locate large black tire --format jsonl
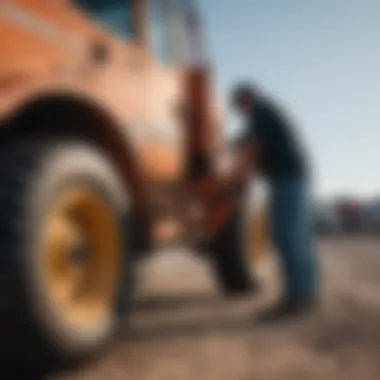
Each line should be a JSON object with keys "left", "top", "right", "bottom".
{"left": 0, "top": 139, "right": 134, "bottom": 373}
{"left": 206, "top": 193, "right": 259, "bottom": 295}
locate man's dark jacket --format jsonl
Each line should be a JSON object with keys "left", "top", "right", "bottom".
{"left": 242, "top": 98, "right": 309, "bottom": 181}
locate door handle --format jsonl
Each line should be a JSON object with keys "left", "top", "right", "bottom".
{"left": 89, "top": 40, "right": 110, "bottom": 64}
{"left": 173, "top": 102, "right": 191, "bottom": 123}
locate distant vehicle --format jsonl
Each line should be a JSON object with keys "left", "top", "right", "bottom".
{"left": 314, "top": 203, "right": 342, "bottom": 235}
{"left": 334, "top": 199, "right": 367, "bottom": 233}
{"left": 366, "top": 199, "right": 380, "bottom": 233}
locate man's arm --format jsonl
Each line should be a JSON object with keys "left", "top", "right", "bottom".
{"left": 234, "top": 138, "right": 260, "bottom": 182}
{"left": 218, "top": 109, "right": 262, "bottom": 187}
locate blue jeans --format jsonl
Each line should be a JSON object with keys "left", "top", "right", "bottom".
{"left": 269, "top": 177, "right": 318, "bottom": 300}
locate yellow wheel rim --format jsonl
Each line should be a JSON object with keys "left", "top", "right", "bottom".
{"left": 42, "top": 186, "right": 122, "bottom": 327}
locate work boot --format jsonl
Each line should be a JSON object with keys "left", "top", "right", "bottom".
{"left": 256, "top": 296, "right": 316, "bottom": 324}
{"left": 225, "top": 277, "right": 262, "bottom": 296}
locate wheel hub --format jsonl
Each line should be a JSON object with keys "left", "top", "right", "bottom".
{"left": 70, "top": 241, "right": 89, "bottom": 265}
{"left": 41, "top": 186, "right": 122, "bottom": 327}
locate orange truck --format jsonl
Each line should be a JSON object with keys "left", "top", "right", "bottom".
{"left": 0, "top": 0, "right": 267, "bottom": 369}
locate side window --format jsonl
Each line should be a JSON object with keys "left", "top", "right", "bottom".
{"left": 146, "top": 0, "right": 171, "bottom": 63}
{"left": 167, "top": 0, "right": 208, "bottom": 67}
{"left": 74, "top": 0, "right": 135, "bottom": 38}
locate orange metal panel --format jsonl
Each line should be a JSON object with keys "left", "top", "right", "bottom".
{"left": 0, "top": 0, "right": 187, "bottom": 183}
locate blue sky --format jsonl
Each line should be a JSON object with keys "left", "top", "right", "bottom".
{"left": 199, "top": 0, "right": 380, "bottom": 198}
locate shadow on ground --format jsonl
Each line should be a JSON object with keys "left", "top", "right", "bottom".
{"left": 135, "top": 292, "right": 240, "bottom": 312}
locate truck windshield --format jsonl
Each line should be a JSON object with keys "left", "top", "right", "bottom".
{"left": 75, "top": 0, "right": 135, "bottom": 38}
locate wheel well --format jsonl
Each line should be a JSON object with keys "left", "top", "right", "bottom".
{"left": 2, "top": 94, "right": 151, "bottom": 250}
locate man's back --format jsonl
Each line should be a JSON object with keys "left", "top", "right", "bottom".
{"left": 251, "top": 98, "right": 309, "bottom": 180}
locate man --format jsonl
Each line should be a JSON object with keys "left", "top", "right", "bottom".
{"left": 231, "top": 83, "right": 318, "bottom": 321}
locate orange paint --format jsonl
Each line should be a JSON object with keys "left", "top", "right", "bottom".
{"left": 0, "top": 0, "right": 254, "bottom": 244}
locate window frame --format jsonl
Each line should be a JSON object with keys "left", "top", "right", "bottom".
{"left": 73, "top": 0, "right": 137, "bottom": 40}
{"left": 164, "top": 0, "right": 209, "bottom": 68}
{"left": 145, "top": 0, "right": 173, "bottom": 64}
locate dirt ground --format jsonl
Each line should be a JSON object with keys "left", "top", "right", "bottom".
{"left": 50, "top": 237, "right": 380, "bottom": 380}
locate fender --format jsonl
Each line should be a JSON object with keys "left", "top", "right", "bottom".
{"left": 1, "top": 84, "right": 152, "bottom": 250}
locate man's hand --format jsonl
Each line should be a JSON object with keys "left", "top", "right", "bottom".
{"left": 216, "top": 137, "right": 260, "bottom": 190}
{"left": 233, "top": 138, "right": 260, "bottom": 182}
